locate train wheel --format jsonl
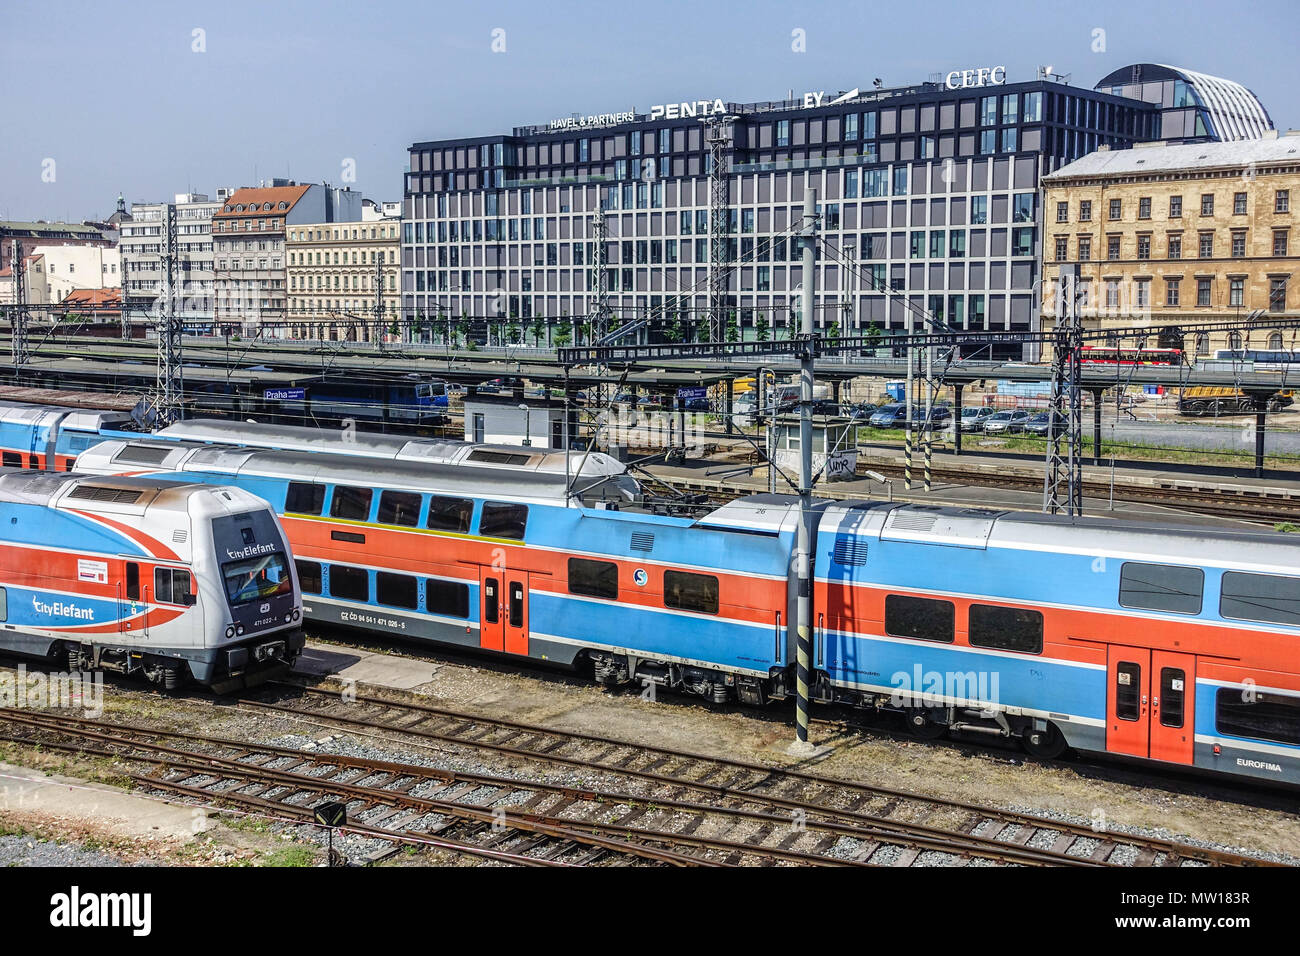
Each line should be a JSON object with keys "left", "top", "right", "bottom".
{"left": 1022, "top": 723, "right": 1066, "bottom": 760}
{"left": 907, "top": 709, "right": 947, "bottom": 740}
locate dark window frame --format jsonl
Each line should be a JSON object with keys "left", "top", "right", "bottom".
{"left": 663, "top": 569, "right": 719, "bottom": 615}
{"left": 1219, "top": 570, "right": 1300, "bottom": 628}
{"left": 427, "top": 495, "right": 473, "bottom": 533}
{"left": 884, "top": 593, "right": 955, "bottom": 643}
{"left": 479, "top": 501, "right": 528, "bottom": 540}
{"left": 329, "top": 564, "right": 370, "bottom": 601}
{"left": 1216, "top": 687, "right": 1300, "bottom": 746}
{"left": 329, "top": 485, "right": 373, "bottom": 521}
{"left": 377, "top": 489, "right": 422, "bottom": 527}
{"left": 968, "top": 603, "right": 1043, "bottom": 654}
{"left": 1118, "top": 561, "right": 1204, "bottom": 615}
{"left": 376, "top": 571, "right": 419, "bottom": 610}
{"left": 426, "top": 578, "right": 470, "bottom": 619}
{"left": 568, "top": 557, "right": 619, "bottom": 600}
{"left": 285, "top": 481, "right": 326, "bottom": 515}
{"left": 295, "top": 559, "right": 323, "bottom": 595}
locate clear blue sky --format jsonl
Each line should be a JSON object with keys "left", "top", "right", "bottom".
{"left": 2, "top": 0, "right": 1296, "bottom": 222}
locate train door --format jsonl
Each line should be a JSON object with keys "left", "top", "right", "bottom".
{"left": 479, "top": 568, "right": 503, "bottom": 651}
{"left": 121, "top": 562, "right": 144, "bottom": 636}
{"left": 1106, "top": 646, "right": 1149, "bottom": 758}
{"left": 503, "top": 572, "right": 529, "bottom": 657}
{"left": 1149, "top": 651, "right": 1196, "bottom": 765}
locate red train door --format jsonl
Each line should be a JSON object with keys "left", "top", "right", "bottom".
{"left": 479, "top": 569, "right": 504, "bottom": 652}
{"left": 1106, "top": 646, "right": 1150, "bottom": 758}
{"left": 503, "top": 572, "right": 529, "bottom": 657}
{"left": 1149, "top": 651, "right": 1196, "bottom": 765}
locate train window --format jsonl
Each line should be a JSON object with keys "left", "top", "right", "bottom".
{"left": 222, "top": 554, "right": 292, "bottom": 604}
{"left": 329, "top": 565, "right": 370, "bottom": 601}
{"left": 1118, "top": 562, "right": 1203, "bottom": 615}
{"left": 663, "top": 570, "right": 719, "bottom": 615}
{"left": 1159, "top": 668, "right": 1186, "bottom": 728}
{"left": 330, "top": 485, "right": 373, "bottom": 521}
{"left": 125, "top": 562, "right": 140, "bottom": 602}
{"left": 426, "top": 579, "right": 469, "bottom": 618}
{"left": 1, "top": 452, "right": 20, "bottom": 468}
{"left": 378, "top": 491, "right": 421, "bottom": 527}
{"left": 295, "top": 560, "right": 323, "bottom": 595}
{"left": 480, "top": 502, "right": 528, "bottom": 540}
{"left": 285, "top": 482, "right": 326, "bottom": 515}
{"left": 1216, "top": 687, "right": 1300, "bottom": 746}
{"left": 154, "top": 568, "right": 193, "bottom": 606}
{"left": 1220, "top": 571, "right": 1300, "bottom": 627}
{"left": 968, "top": 604, "right": 1043, "bottom": 654}
{"left": 568, "top": 558, "right": 618, "bottom": 599}
{"left": 509, "top": 581, "right": 524, "bottom": 628}
{"left": 884, "top": 594, "right": 954, "bottom": 643}
{"left": 1115, "top": 662, "right": 1142, "bottom": 721}
{"left": 376, "top": 572, "right": 419, "bottom": 610}
{"left": 483, "top": 577, "right": 499, "bottom": 623}
{"left": 427, "top": 495, "right": 473, "bottom": 533}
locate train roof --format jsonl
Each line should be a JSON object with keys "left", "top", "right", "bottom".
{"left": 78, "top": 438, "right": 630, "bottom": 505}
{"left": 823, "top": 501, "right": 1300, "bottom": 571}
{"left": 0, "top": 400, "right": 134, "bottom": 431}
{"left": 0, "top": 469, "right": 201, "bottom": 515}
{"left": 156, "top": 418, "right": 627, "bottom": 478}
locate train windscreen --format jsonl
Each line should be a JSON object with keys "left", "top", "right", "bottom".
{"left": 222, "top": 554, "right": 293, "bottom": 605}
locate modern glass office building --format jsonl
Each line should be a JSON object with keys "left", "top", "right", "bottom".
{"left": 400, "top": 65, "right": 1268, "bottom": 359}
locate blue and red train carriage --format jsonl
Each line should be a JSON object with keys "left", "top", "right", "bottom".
{"left": 0, "top": 397, "right": 1297, "bottom": 785}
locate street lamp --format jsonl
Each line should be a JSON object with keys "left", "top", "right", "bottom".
{"left": 519, "top": 403, "right": 532, "bottom": 446}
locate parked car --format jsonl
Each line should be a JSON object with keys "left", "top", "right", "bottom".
{"left": 959, "top": 406, "right": 996, "bottom": 432}
{"left": 982, "top": 409, "right": 1033, "bottom": 434}
{"left": 684, "top": 397, "right": 711, "bottom": 412}
{"left": 849, "top": 402, "right": 878, "bottom": 418}
{"left": 868, "top": 403, "right": 909, "bottom": 428}
{"left": 1023, "top": 411, "right": 1067, "bottom": 437}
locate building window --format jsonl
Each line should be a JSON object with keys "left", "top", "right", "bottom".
{"left": 1168, "top": 234, "right": 1182, "bottom": 259}
{"left": 1000, "top": 128, "right": 1018, "bottom": 152}
{"left": 979, "top": 95, "right": 998, "bottom": 126}
{"left": 979, "top": 129, "right": 996, "bottom": 154}
{"left": 1200, "top": 194, "right": 1214, "bottom": 216}
{"left": 1108, "top": 198, "right": 1122, "bottom": 220}
{"left": 1232, "top": 232, "right": 1246, "bottom": 257}
{"left": 1199, "top": 232, "right": 1214, "bottom": 258}
{"left": 1107, "top": 235, "right": 1120, "bottom": 260}
{"left": 1230, "top": 277, "right": 1245, "bottom": 307}
{"left": 776, "top": 120, "right": 789, "bottom": 147}
{"left": 1169, "top": 195, "right": 1182, "bottom": 218}
{"left": 1197, "top": 277, "right": 1213, "bottom": 307}
{"left": 1056, "top": 201, "right": 1068, "bottom": 223}
{"left": 1165, "top": 277, "right": 1180, "bottom": 306}
{"left": 844, "top": 113, "right": 858, "bottom": 140}
{"left": 1234, "top": 192, "right": 1248, "bottom": 215}
{"left": 1137, "top": 235, "right": 1151, "bottom": 260}
{"left": 1271, "top": 278, "right": 1288, "bottom": 312}
{"left": 970, "top": 196, "right": 987, "bottom": 224}
{"left": 1138, "top": 197, "right": 1151, "bottom": 220}
{"left": 1079, "top": 200, "right": 1092, "bottom": 222}
{"left": 1278, "top": 190, "right": 1291, "bottom": 214}
{"left": 1105, "top": 280, "right": 1120, "bottom": 309}
{"left": 910, "top": 231, "right": 925, "bottom": 259}
{"left": 1275, "top": 231, "right": 1289, "bottom": 257}
{"left": 1054, "top": 236, "right": 1068, "bottom": 261}
{"left": 1135, "top": 279, "right": 1150, "bottom": 308}
{"left": 1077, "top": 235, "right": 1091, "bottom": 261}
{"left": 1012, "top": 228, "right": 1034, "bottom": 257}
{"left": 1195, "top": 333, "right": 1209, "bottom": 355}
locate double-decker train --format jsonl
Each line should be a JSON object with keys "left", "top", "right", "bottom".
{"left": 65, "top": 419, "right": 1300, "bottom": 788}
{"left": 0, "top": 469, "right": 304, "bottom": 690}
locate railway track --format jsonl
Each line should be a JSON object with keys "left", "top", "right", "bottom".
{"left": 225, "top": 682, "right": 1275, "bottom": 867}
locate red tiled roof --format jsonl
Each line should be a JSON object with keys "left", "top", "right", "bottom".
{"left": 214, "top": 185, "right": 311, "bottom": 219}
{"left": 60, "top": 288, "right": 122, "bottom": 308}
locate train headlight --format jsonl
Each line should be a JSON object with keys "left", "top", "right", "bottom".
{"left": 292, "top": 608, "right": 300, "bottom": 621}
{"left": 235, "top": 625, "right": 245, "bottom": 636}
{"left": 225, "top": 625, "right": 236, "bottom": 639}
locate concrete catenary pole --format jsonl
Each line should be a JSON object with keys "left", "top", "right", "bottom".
{"left": 794, "top": 187, "right": 818, "bottom": 746}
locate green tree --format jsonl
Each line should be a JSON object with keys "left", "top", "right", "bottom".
{"left": 530, "top": 317, "right": 544, "bottom": 346}
{"left": 827, "top": 320, "right": 841, "bottom": 345}
{"left": 696, "top": 321, "right": 710, "bottom": 343}
{"left": 725, "top": 310, "right": 740, "bottom": 343}
{"left": 554, "top": 327, "right": 573, "bottom": 348}
{"left": 755, "top": 312, "right": 770, "bottom": 342}
{"left": 665, "top": 317, "right": 683, "bottom": 343}
{"left": 457, "top": 311, "right": 470, "bottom": 348}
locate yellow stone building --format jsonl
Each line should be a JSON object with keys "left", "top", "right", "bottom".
{"left": 285, "top": 207, "right": 400, "bottom": 342}
{"left": 1041, "top": 133, "right": 1298, "bottom": 358}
